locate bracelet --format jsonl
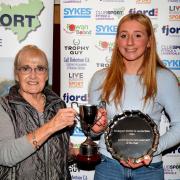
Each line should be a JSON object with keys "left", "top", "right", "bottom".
{"left": 32, "top": 131, "right": 40, "bottom": 149}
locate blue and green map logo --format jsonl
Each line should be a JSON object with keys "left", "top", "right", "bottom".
{"left": 0, "top": 0, "right": 44, "bottom": 42}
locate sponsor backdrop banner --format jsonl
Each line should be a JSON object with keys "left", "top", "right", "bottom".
{"left": 0, "top": 0, "right": 54, "bottom": 96}
{"left": 60, "top": 0, "right": 180, "bottom": 179}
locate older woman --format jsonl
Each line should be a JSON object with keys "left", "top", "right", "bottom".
{"left": 0, "top": 45, "right": 76, "bottom": 179}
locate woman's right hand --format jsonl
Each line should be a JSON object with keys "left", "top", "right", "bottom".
{"left": 120, "top": 155, "right": 152, "bottom": 169}
{"left": 50, "top": 107, "right": 77, "bottom": 132}
{"left": 27, "top": 108, "right": 77, "bottom": 149}
{"left": 91, "top": 108, "right": 107, "bottom": 133}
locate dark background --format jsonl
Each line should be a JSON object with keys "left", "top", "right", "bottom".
{"left": 52, "top": 4, "right": 60, "bottom": 96}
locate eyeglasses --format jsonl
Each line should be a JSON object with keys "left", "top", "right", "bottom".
{"left": 17, "top": 65, "right": 48, "bottom": 75}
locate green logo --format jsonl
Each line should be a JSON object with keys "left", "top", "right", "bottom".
{"left": 0, "top": 0, "right": 44, "bottom": 42}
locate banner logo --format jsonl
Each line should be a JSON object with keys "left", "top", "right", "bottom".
{"left": 69, "top": 72, "right": 84, "bottom": 88}
{"left": 162, "top": 25, "right": 180, "bottom": 36}
{"left": 161, "top": 45, "right": 180, "bottom": 55}
{"left": 136, "top": 0, "right": 151, "bottom": 4}
{"left": 95, "top": 7, "right": 125, "bottom": 20}
{"left": 163, "top": 59, "right": 180, "bottom": 70}
{"left": 168, "top": 0, "right": 180, "bottom": 2}
{"left": 96, "top": 56, "right": 111, "bottom": 68}
{"left": 62, "top": 92, "right": 88, "bottom": 103}
{"left": 129, "top": 8, "right": 158, "bottom": 18}
{"left": 64, "top": 24, "right": 92, "bottom": 36}
{"left": 95, "top": 40, "right": 114, "bottom": 52}
{"left": 63, "top": 56, "right": 89, "bottom": 70}
{"left": 96, "top": 25, "right": 117, "bottom": 35}
{"left": 0, "top": 0, "right": 44, "bottom": 42}
{"left": 63, "top": 8, "right": 92, "bottom": 18}
{"left": 64, "top": 39, "right": 89, "bottom": 55}
{"left": 169, "top": 5, "right": 180, "bottom": 21}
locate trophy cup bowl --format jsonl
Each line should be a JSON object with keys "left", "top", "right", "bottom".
{"left": 71, "top": 102, "right": 106, "bottom": 169}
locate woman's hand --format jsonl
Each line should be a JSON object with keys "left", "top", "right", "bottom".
{"left": 120, "top": 155, "right": 152, "bottom": 169}
{"left": 27, "top": 108, "right": 77, "bottom": 150}
{"left": 91, "top": 108, "right": 107, "bottom": 133}
{"left": 50, "top": 107, "right": 77, "bottom": 133}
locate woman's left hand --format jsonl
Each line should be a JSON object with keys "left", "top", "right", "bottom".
{"left": 120, "top": 155, "right": 152, "bottom": 168}
{"left": 91, "top": 108, "right": 107, "bottom": 133}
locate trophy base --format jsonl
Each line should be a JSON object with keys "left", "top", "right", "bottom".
{"left": 76, "top": 153, "right": 101, "bottom": 170}
{"left": 75, "top": 137, "right": 101, "bottom": 169}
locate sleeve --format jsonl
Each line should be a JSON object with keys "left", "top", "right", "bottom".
{"left": 156, "top": 70, "right": 180, "bottom": 154}
{"left": 88, "top": 70, "right": 106, "bottom": 137}
{"left": 0, "top": 104, "right": 35, "bottom": 167}
{"left": 88, "top": 69, "right": 105, "bottom": 105}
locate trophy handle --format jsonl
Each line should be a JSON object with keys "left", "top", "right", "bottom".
{"left": 71, "top": 102, "right": 80, "bottom": 120}
{"left": 98, "top": 100, "right": 106, "bottom": 109}
{"left": 93, "top": 101, "right": 106, "bottom": 126}
{"left": 71, "top": 101, "right": 79, "bottom": 108}
{"left": 71, "top": 102, "right": 83, "bottom": 133}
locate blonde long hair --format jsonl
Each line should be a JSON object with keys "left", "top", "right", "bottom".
{"left": 101, "top": 13, "right": 166, "bottom": 106}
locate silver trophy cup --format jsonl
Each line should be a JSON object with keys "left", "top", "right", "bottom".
{"left": 71, "top": 101, "right": 106, "bottom": 169}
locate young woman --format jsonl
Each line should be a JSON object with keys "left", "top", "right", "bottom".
{"left": 89, "top": 13, "right": 180, "bottom": 180}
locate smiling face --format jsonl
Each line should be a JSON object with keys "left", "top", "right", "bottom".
{"left": 117, "top": 20, "right": 150, "bottom": 64}
{"left": 15, "top": 47, "right": 48, "bottom": 97}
